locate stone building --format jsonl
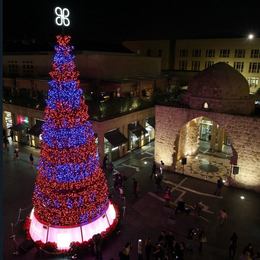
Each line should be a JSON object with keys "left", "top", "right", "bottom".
{"left": 155, "top": 62, "right": 260, "bottom": 192}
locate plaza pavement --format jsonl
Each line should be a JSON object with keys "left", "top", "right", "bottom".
{"left": 2, "top": 140, "right": 260, "bottom": 260}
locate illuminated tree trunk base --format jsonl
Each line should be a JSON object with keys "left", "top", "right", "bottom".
{"left": 29, "top": 201, "right": 117, "bottom": 249}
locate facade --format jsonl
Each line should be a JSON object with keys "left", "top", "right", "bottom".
{"left": 122, "top": 40, "right": 175, "bottom": 70}
{"left": 123, "top": 38, "right": 260, "bottom": 94}
{"left": 154, "top": 63, "right": 260, "bottom": 192}
{"left": 175, "top": 38, "right": 260, "bottom": 94}
{"left": 3, "top": 42, "right": 160, "bottom": 163}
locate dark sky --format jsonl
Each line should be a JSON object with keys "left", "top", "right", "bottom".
{"left": 3, "top": 0, "right": 260, "bottom": 44}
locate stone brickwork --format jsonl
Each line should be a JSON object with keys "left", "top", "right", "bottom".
{"left": 155, "top": 105, "right": 260, "bottom": 193}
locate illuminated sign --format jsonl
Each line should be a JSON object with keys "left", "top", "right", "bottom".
{"left": 55, "top": 7, "right": 70, "bottom": 26}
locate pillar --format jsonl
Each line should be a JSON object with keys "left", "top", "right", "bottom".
{"left": 97, "top": 131, "right": 105, "bottom": 166}
{"left": 217, "top": 128, "right": 224, "bottom": 152}
{"left": 210, "top": 122, "right": 217, "bottom": 151}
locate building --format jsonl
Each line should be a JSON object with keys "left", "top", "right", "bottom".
{"left": 123, "top": 37, "right": 260, "bottom": 94}
{"left": 154, "top": 62, "right": 260, "bottom": 192}
{"left": 3, "top": 40, "right": 163, "bottom": 163}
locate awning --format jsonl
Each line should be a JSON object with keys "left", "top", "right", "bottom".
{"left": 28, "top": 121, "right": 44, "bottom": 136}
{"left": 147, "top": 116, "right": 155, "bottom": 128}
{"left": 8, "top": 123, "right": 28, "bottom": 131}
{"left": 128, "top": 123, "right": 148, "bottom": 137}
{"left": 104, "top": 129, "right": 128, "bottom": 147}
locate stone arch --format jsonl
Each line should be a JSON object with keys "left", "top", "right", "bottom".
{"left": 155, "top": 105, "right": 260, "bottom": 192}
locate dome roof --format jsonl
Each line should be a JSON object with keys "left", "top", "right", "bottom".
{"left": 187, "top": 62, "right": 250, "bottom": 99}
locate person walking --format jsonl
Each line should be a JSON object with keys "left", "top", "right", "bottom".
{"left": 155, "top": 174, "right": 162, "bottom": 193}
{"left": 29, "top": 154, "right": 34, "bottom": 167}
{"left": 164, "top": 186, "right": 171, "bottom": 207}
{"left": 14, "top": 147, "right": 19, "bottom": 159}
{"left": 160, "top": 160, "right": 164, "bottom": 176}
{"left": 10, "top": 130, "right": 14, "bottom": 141}
{"left": 186, "top": 227, "right": 195, "bottom": 252}
{"left": 214, "top": 177, "right": 224, "bottom": 196}
{"left": 132, "top": 178, "right": 138, "bottom": 198}
{"left": 150, "top": 161, "right": 156, "bottom": 178}
{"left": 229, "top": 232, "right": 238, "bottom": 260}
{"left": 220, "top": 209, "right": 228, "bottom": 224}
{"left": 145, "top": 237, "right": 153, "bottom": 260}
{"left": 102, "top": 154, "right": 107, "bottom": 170}
{"left": 198, "top": 227, "right": 207, "bottom": 251}
{"left": 119, "top": 242, "right": 132, "bottom": 260}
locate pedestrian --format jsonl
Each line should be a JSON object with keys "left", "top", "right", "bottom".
{"left": 29, "top": 154, "right": 34, "bottom": 167}
{"left": 229, "top": 232, "right": 238, "bottom": 260}
{"left": 155, "top": 174, "right": 162, "bottom": 193}
{"left": 119, "top": 242, "right": 132, "bottom": 260}
{"left": 102, "top": 154, "right": 107, "bottom": 170}
{"left": 132, "top": 178, "right": 138, "bottom": 198}
{"left": 152, "top": 243, "right": 164, "bottom": 260}
{"left": 14, "top": 147, "right": 19, "bottom": 159}
{"left": 177, "top": 242, "right": 185, "bottom": 260}
{"left": 136, "top": 180, "right": 140, "bottom": 197}
{"left": 119, "top": 186, "right": 125, "bottom": 198}
{"left": 10, "top": 130, "right": 14, "bottom": 141}
{"left": 214, "top": 177, "right": 224, "bottom": 196}
{"left": 166, "top": 230, "right": 175, "bottom": 253}
{"left": 175, "top": 198, "right": 190, "bottom": 216}
{"left": 186, "top": 227, "right": 195, "bottom": 252}
{"left": 243, "top": 244, "right": 254, "bottom": 259}
{"left": 220, "top": 209, "right": 228, "bottom": 224}
{"left": 198, "top": 227, "right": 207, "bottom": 251}
{"left": 92, "top": 233, "right": 102, "bottom": 260}
{"left": 145, "top": 237, "right": 153, "bottom": 260}
{"left": 164, "top": 186, "right": 171, "bottom": 207}
{"left": 160, "top": 160, "right": 164, "bottom": 175}
{"left": 150, "top": 161, "right": 156, "bottom": 178}
{"left": 172, "top": 239, "right": 180, "bottom": 259}
{"left": 3, "top": 136, "right": 9, "bottom": 151}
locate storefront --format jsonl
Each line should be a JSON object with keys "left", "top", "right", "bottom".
{"left": 104, "top": 129, "right": 128, "bottom": 161}
{"left": 128, "top": 122, "right": 149, "bottom": 150}
{"left": 28, "top": 119, "right": 44, "bottom": 147}
{"left": 17, "top": 115, "right": 30, "bottom": 144}
{"left": 4, "top": 111, "right": 13, "bottom": 137}
{"left": 146, "top": 116, "right": 155, "bottom": 141}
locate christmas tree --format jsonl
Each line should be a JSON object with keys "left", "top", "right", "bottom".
{"left": 29, "top": 35, "right": 117, "bottom": 248}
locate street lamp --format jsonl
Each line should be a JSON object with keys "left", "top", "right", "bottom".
{"left": 248, "top": 34, "right": 254, "bottom": 39}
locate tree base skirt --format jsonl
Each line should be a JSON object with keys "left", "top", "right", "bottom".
{"left": 29, "top": 201, "right": 117, "bottom": 249}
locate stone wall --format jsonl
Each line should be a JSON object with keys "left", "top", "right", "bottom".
{"left": 155, "top": 104, "right": 260, "bottom": 193}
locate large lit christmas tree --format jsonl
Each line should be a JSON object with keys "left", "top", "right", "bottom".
{"left": 29, "top": 35, "right": 117, "bottom": 249}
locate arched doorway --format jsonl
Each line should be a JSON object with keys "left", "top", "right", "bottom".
{"left": 173, "top": 117, "right": 235, "bottom": 184}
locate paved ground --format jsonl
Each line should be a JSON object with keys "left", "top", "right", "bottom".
{"left": 2, "top": 140, "right": 260, "bottom": 260}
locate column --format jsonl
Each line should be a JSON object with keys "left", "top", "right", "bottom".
{"left": 120, "top": 125, "right": 128, "bottom": 154}
{"left": 210, "top": 122, "right": 217, "bottom": 151}
{"left": 97, "top": 131, "right": 105, "bottom": 166}
{"left": 217, "top": 128, "right": 224, "bottom": 152}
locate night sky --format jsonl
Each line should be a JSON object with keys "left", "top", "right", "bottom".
{"left": 3, "top": 0, "right": 260, "bottom": 44}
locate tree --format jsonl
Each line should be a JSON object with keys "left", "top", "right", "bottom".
{"left": 32, "top": 35, "right": 109, "bottom": 226}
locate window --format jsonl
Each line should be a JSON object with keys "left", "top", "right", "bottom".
{"left": 233, "top": 62, "right": 244, "bottom": 73}
{"left": 158, "top": 49, "right": 162, "bottom": 57}
{"left": 191, "top": 61, "right": 200, "bottom": 71}
{"left": 248, "top": 62, "right": 260, "bottom": 73}
{"left": 206, "top": 49, "right": 215, "bottom": 57}
{"left": 205, "top": 61, "right": 214, "bottom": 68}
{"left": 179, "top": 60, "right": 187, "bottom": 70}
{"left": 251, "top": 49, "right": 260, "bottom": 58}
{"left": 179, "top": 49, "right": 188, "bottom": 57}
{"left": 147, "top": 49, "right": 151, "bottom": 56}
{"left": 192, "top": 49, "right": 201, "bottom": 57}
{"left": 247, "top": 77, "right": 259, "bottom": 87}
{"left": 235, "top": 49, "right": 245, "bottom": 58}
{"left": 220, "top": 49, "right": 230, "bottom": 57}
